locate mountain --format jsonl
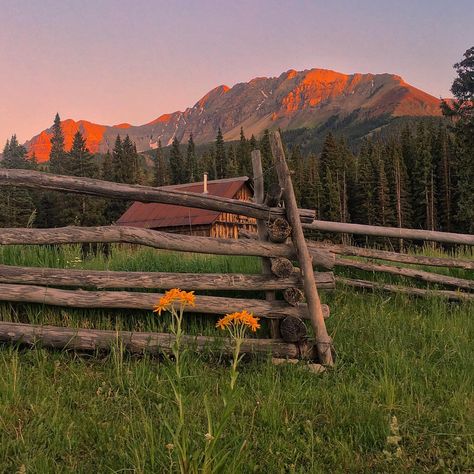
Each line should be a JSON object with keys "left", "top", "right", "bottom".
{"left": 25, "top": 68, "right": 442, "bottom": 162}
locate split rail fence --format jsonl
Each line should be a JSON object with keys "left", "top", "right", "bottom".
{"left": 0, "top": 131, "right": 472, "bottom": 365}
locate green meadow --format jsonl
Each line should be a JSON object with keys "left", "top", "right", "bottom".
{"left": 0, "top": 245, "right": 473, "bottom": 473}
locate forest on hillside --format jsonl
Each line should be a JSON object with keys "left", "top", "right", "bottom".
{"left": 1, "top": 47, "right": 473, "bottom": 240}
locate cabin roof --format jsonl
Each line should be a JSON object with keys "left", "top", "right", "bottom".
{"left": 116, "top": 176, "right": 251, "bottom": 229}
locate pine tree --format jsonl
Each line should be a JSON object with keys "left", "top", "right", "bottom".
{"left": 354, "top": 139, "right": 377, "bottom": 225}
{"left": 57, "top": 131, "right": 102, "bottom": 226}
{"left": 226, "top": 146, "right": 238, "bottom": 177}
{"left": 169, "top": 137, "right": 184, "bottom": 183}
{"left": 215, "top": 128, "right": 226, "bottom": 178}
{"left": 121, "top": 135, "right": 142, "bottom": 184}
{"left": 153, "top": 140, "right": 171, "bottom": 186}
{"left": 49, "top": 113, "right": 67, "bottom": 174}
{"left": 236, "top": 127, "right": 251, "bottom": 176}
{"left": 0, "top": 136, "right": 36, "bottom": 227}
{"left": 186, "top": 134, "right": 198, "bottom": 182}
{"left": 373, "top": 145, "right": 393, "bottom": 227}
{"left": 101, "top": 151, "right": 113, "bottom": 181}
{"left": 442, "top": 46, "right": 474, "bottom": 232}
{"left": 112, "top": 135, "right": 124, "bottom": 182}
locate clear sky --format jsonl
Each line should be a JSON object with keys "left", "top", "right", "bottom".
{"left": 1, "top": 0, "right": 472, "bottom": 146}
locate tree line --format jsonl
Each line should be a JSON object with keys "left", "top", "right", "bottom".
{"left": 1, "top": 47, "right": 472, "bottom": 242}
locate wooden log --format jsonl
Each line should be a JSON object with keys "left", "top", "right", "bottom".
{"left": 336, "top": 258, "right": 474, "bottom": 290}
{"left": 270, "top": 132, "right": 333, "bottom": 366}
{"left": 267, "top": 217, "right": 292, "bottom": 243}
{"left": 0, "top": 226, "right": 335, "bottom": 270}
{"left": 283, "top": 287, "right": 305, "bottom": 306}
{"left": 270, "top": 257, "right": 295, "bottom": 278}
{"left": 337, "top": 277, "right": 474, "bottom": 301}
{"left": 314, "top": 243, "right": 474, "bottom": 270}
{"left": 0, "top": 282, "right": 331, "bottom": 319}
{"left": 0, "top": 169, "right": 315, "bottom": 223}
{"left": 252, "top": 150, "right": 280, "bottom": 338}
{"left": 0, "top": 321, "right": 318, "bottom": 359}
{"left": 280, "top": 316, "right": 308, "bottom": 343}
{"left": 303, "top": 220, "right": 474, "bottom": 245}
{"left": 0, "top": 264, "right": 336, "bottom": 290}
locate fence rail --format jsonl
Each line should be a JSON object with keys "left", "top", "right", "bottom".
{"left": 303, "top": 220, "right": 474, "bottom": 245}
{"left": 0, "top": 131, "right": 473, "bottom": 364}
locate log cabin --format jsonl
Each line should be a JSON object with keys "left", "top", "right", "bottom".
{"left": 116, "top": 174, "right": 257, "bottom": 239}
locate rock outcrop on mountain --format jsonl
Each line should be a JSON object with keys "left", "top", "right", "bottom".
{"left": 25, "top": 68, "right": 442, "bottom": 161}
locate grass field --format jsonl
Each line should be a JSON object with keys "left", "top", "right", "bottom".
{"left": 0, "top": 244, "right": 473, "bottom": 473}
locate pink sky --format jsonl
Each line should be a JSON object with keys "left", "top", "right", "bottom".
{"left": 1, "top": 0, "right": 472, "bottom": 147}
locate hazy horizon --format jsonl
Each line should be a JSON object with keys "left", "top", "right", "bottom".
{"left": 1, "top": 0, "right": 472, "bottom": 146}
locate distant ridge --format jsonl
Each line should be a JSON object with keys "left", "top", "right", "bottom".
{"left": 25, "top": 68, "right": 442, "bottom": 161}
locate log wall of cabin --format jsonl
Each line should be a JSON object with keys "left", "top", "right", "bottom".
{"left": 152, "top": 185, "right": 257, "bottom": 239}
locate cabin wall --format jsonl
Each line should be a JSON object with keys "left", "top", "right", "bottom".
{"left": 151, "top": 184, "right": 257, "bottom": 239}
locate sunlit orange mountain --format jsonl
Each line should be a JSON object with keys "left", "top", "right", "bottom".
{"left": 25, "top": 68, "right": 442, "bottom": 162}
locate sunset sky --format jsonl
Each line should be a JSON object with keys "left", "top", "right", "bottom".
{"left": 1, "top": 0, "right": 472, "bottom": 146}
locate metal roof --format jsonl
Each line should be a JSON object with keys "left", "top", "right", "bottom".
{"left": 116, "top": 176, "right": 251, "bottom": 229}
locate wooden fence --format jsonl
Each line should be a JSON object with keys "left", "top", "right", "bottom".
{"left": 0, "top": 132, "right": 336, "bottom": 364}
{"left": 0, "top": 131, "right": 472, "bottom": 365}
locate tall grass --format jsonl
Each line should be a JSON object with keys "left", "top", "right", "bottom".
{"left": 0, "top": 245, "right": 473, "bottom": 472}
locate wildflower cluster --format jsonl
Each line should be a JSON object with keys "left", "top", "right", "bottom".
{"left": 153, "top": 289, "right": 260, "bottom": 471}
{"left": 153, "top": 288, "right": 195, "bottom": 315}
{"left": 216, "top": 310, "right": 260, "bottom": 333}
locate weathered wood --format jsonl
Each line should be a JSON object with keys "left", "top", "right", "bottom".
{"left": 336, "top": 258, "right": 474, "bottom": 290}
{"left": 0, "top": 169, "right": 315, "bottom": 223}
{"left": 0, "top": 283, "right": 331, "bottom": 319}
{"left": 0, "top": 321, "right": 319, "bottom": 359}
{"left": 238, "top": 229, "right": 258, "bottom": 239}
{"left": 0, "top": 226, "right": 335, "bottom": 270}
{"left": 337, "top": 277, "right": 474, "bottom": 301}
{"left": 270, "top": 257, "right": 295, "bottom": 278}
{"left": 252, "top": 150, "right": 280, "bottom": 338}
{"left": 283, "top": 287, "right": 305, "bottom": 306}
{"left": 316, "top": 243, "right": 474, "bottom": 270}
{"left": 304, "top": 220, "right": 474, "bottom": 245}
{"left": 267, "top": 218, "right": 292, "bottom": 243}
{"left": 270, "top": 132, "right": 333, "bottom": 366}
{"left": 0, "top": 264, "right": 336, "bottom": 290}
{"left": 280, "top": 316, "right": 308, "bottom": 343}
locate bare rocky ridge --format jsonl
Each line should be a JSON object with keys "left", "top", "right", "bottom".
{"left": 25, "top": 68, "right": 442, "bottom": 162}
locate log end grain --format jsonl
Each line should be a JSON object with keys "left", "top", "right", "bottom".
{"left": 280, "top": 316, "right": 308, "bottom": 343}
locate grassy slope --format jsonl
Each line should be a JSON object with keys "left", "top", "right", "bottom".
{"left": 0, "top": 245, "right": 473, "bottom": 473}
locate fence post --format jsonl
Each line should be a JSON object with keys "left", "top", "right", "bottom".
{"left": 252, "top": 150, "right": 280, "bottom": 339}
{"left": 270, "top": 131, "right": 334, "bottom": 366}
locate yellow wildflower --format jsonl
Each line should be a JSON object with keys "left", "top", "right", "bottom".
{"left": 153, "top": 288, "right": 195, "bottom": 315}
{"left": 216, "top": 310, "right": 261, "bottom": 332}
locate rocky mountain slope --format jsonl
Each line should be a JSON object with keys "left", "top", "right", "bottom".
{"left": 25, "top": 68, "right": 442, "bottom": 161}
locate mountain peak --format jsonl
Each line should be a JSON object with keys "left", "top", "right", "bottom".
{"left": 25, "top": 67, "right": 442, "bottom": 161}
{"left": 195, "top": 85, "right": 230, "bottom": 109}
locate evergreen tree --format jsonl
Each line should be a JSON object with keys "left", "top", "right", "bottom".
{"left": 442, "top": 46, "right": 474, "bottom": 232}
{"left": 153, "top": 140, "right": 171, "bottom": 186}
{"left": 121, "top": 135, "right": 142, "bottom": 184}
{"left": 186, "top": 134, "right": 198, "bottom": 182}
{"left": 0, "top": 136, "right": 36, "bottom": 227}
{"left": 169, "top": 137, "right": 184, "bottom": 183}
{"left": 49, "top": 113, "right": 66, "bottom": 174}
{"left": 112, "top": 135, "right": 124, "bottom": 182}
{"left": 101, "top": 151, "right": 113, "bottom": 181}
{"left": 58, "top": 131, "right": 102, "bottom": 226}
{"left": 226, "top": 146, "right": 238, "bottom": 177}
{"left": 236, "top": 127, "right": 251, "bottom": 176}
{"left": 215, "top": 128, "right": 226, "bottom": 178}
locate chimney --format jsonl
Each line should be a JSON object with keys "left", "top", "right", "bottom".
{"left": 203, "top": 172, "right": 208, "bottom": 194}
